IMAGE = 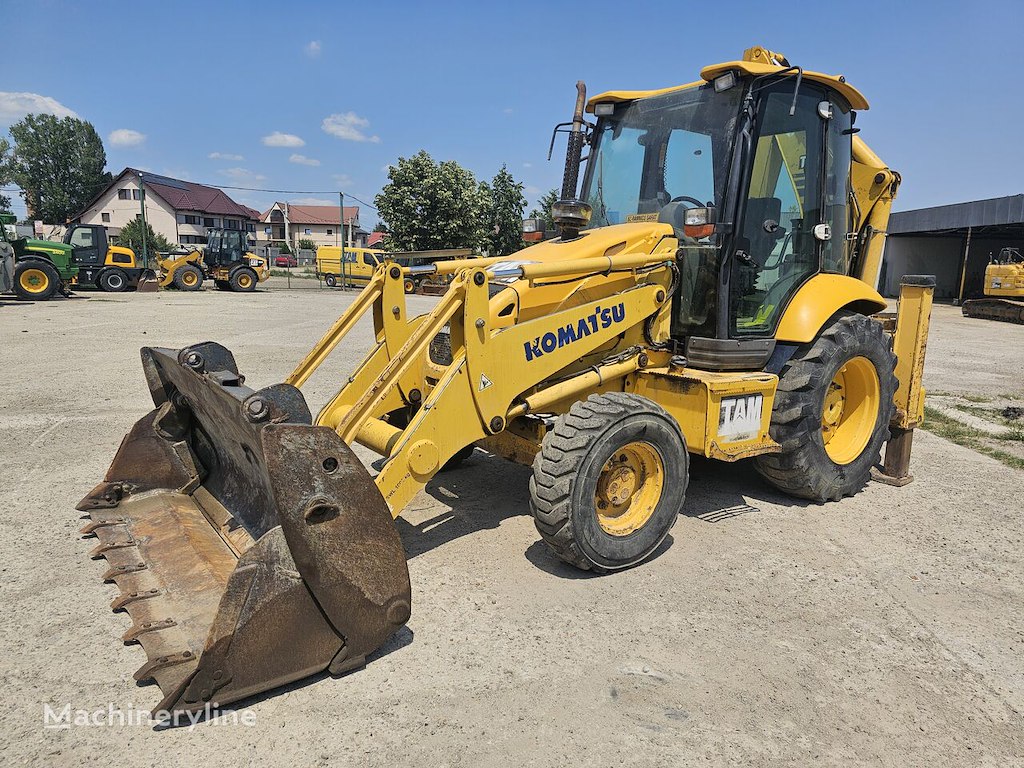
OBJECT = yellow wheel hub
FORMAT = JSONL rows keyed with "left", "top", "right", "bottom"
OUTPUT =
{"left": 182, "top": 271, "right": 198, "bottom": 286}
{"left": 821, "top": 355, "right": 880, "bottom": 465}
{"left": 594, "top": 441, "right": 664, "bottom": 536}
{"left": 19, "top": 268, "right": 50, "bottom": 294}
{"left": 238, "top": 274, "right": 253, "bottom": 288}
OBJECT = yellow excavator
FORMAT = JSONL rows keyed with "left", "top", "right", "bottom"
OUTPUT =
{"left": 961, "top": 247, "right": 1024, "bottom": 323}
{"left": 79, "top": 46, "right": 934, "bottom": 714}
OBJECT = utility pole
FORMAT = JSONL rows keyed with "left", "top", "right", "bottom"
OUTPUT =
{"left": 339, "top": 191, "right": 347, "bottom": 290}
{"left": 137, "top": 171, "right": 149, "bottom": 268}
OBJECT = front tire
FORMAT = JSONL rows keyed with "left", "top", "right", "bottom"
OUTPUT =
{"left": 530, "top": 393, "right": 688, "bottom": 572}
{"left": 99, "top": 268, "right": 128, "bottom": 292}
{"left": 174, "top": 264, "right": 203, "bottom": 291}
{"left": 14, "top": 261, "right": 59, "bottom": 300}
{"left": 214, "top": 279, "right": 231, "bottom": 291}
{"left": 755, "top": 312, "right": 897, "bottom": 502}
{"left": 324, "top": 273, "right": 338, "bottom": 288}
{"left": 229, "top": 268, "right": 257, "bottom": 292}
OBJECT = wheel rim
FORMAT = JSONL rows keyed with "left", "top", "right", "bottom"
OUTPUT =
{"left": 821, "top": 355, "right": 880, "bottom": 465}
{"left": 404, "top": 279, "right": 415, "bottom": 293}
{"left": 182, "top": 271, "right": 198, "bottom": 286}
{"left": 238, "top": 274, "right": 253, "bottom": 288}
{"left": 108, "top": 274, "right": 124, "bottom": 288}
{"left": 19, "top": 268, "right": 49, "bottom": 294}
{"left": 594, "top": 441, "right": 664, "bottom": 536}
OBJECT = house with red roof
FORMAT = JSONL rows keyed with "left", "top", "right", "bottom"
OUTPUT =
{"left": 256, "top": 202, "right": 368, "bottom": 252}
{"left": 76, "top": 168, "right": 260, "bottom": 247}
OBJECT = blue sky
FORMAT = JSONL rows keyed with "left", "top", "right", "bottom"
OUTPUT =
{"left": 3, "top": 0, "right": 1022, "bottom": 225}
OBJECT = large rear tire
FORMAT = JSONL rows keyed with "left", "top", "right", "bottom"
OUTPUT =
{"left": 754, "top": 312, "right": 897, "bottom": 502}
{"left": 530, "top": 392, "right": 688, "bottom": 572}
{"left": 173, "top": 264, "right": 203, "bottom": 291}
{"left": 14, "top": 260, "right": 59, "bottom": 300}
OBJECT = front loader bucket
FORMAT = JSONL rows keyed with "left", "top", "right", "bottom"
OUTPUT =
{"left": 77, "top": 342, "right": 411, "bottom": 713}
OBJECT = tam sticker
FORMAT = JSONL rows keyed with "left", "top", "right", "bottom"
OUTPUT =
{"left": 718, "top": 395, "right": 763, "bottom": 443}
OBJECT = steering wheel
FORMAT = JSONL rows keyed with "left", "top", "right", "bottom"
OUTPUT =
{"left": 669, "top": 195, "right": 706, "bottom": 208}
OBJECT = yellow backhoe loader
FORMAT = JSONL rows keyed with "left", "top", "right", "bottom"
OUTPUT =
{"left": 961, "top": 247, "right": 1024, "bottom": 322}
{"left": 79, "top": 46, "right": 934, "bottom": 714}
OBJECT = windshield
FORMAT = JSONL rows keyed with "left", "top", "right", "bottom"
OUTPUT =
{"left": 581, "top": 84, "right": 743, "bottom": 226}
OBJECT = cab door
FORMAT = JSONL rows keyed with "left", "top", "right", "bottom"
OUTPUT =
{"left": 728, "top": 83, "right": 852, "bottom": 337}
{"left": 67, "top": 225, "right": 101, "bottom": 266}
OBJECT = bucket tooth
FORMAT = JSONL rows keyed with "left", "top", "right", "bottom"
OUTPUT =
{"left": 80, "top": 516, "right": 127, "bottom": 536}
{"left": 89, "top": 538, "right": 136, "bottom": 559}
{"left": 101, "top": 561, "right": 147, "bottom": 582}
{"left": 122, "top": 617, "right": 177, "bottom": 643}
{"left": 77, "top": 481, "right": 129, "bottom": 511}
{"left": 134, "top": 651, "right": 197, "bottom": 683}
{"left": 111, "top": 588, "right": 161, "bottom": 612}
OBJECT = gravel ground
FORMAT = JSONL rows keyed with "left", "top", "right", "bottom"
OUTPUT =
{"left": 1, "top": 287, "right": 1022, "bottom": 766}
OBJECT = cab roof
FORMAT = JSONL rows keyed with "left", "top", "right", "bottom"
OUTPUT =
{"left": 587, "top": 46, "right": 869, "bottom": 113}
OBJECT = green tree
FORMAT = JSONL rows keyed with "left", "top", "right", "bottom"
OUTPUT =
{"left": 116, "top": 218, "right": 172, "bottom": 258}
{"left": 528, "top": 188, "right": 559, "bottom": 231}
{"left": 375, "top": 150, "right": 489, "bottom": 252}
{"left": 0, "top": 138, "right": 12, "bottom": 213}
{"left": 7, "top": 114, "right": 111, "bottom": 222}
{"left": 297, "top": 238, "right": 316, "bottom": 251}
{"left": 485, "top": 165, "right": 527, "bottom": 256}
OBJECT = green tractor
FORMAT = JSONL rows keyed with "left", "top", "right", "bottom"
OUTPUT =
{"left": 0, "top": 214, "right": 77, "bottom": 300}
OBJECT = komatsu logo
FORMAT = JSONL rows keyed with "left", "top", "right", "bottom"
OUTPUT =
{"left": 523, "top": 302, "right": 626, "bottom": 361}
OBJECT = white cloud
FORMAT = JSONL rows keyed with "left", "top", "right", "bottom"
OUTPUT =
{"left": 305, "top": 40, "right": 322, "bottom": 58}
{"left": 209, "top": 151, "right": 244, "bottom": 161}
{"left": 161, "top": 168, "right": 193, "bottom": 181}
{"left": 108, "top": 128, "right": 145, "bottom": 147}
{"left": 219, "top": 167, "right": 267, "bottom": 184}
{"left": 0, "top": 92, "right": 78, "bottom": 124}
{"left": 262, "top": 131, "right": 305, "bottom": 148}
{"left": 321, "top": 112, "right": 380, "bottom": 143}
{"left": 332, "top": 173, "right": 353, "bottom": 188}
{"left": 289, "top": 153, "right": 321, "bottom": 167}
{"left": 523, "top": 162, "right": 532, "bottom": 168}
{"left": 290, "top": 197, "right": 335, "bottom": 206}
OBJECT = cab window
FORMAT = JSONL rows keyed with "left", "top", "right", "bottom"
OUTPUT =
{"left": 70, "top": 228, "right": 94, "bottom": 248}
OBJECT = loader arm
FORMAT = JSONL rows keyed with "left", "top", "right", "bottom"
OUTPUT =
{"left": 290, "top": 253, "right": 675, "bottom": 516}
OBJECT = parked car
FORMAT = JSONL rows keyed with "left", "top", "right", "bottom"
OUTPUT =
{"left": 274, "top": 255, "right": 298, "bottom": 268}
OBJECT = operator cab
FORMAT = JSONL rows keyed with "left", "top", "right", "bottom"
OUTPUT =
{"left": 205, "top": 229, "right": 252, "bottom": 267}
{"left": 580, "top": 62, "right": 861, "bottom": 368}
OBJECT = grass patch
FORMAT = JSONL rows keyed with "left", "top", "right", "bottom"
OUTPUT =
{"left": 960, "top": 393, "right": 994, "bottom": 403}
{"left": 269, "top": 269, "right": 318, "bottom": 279}
{"left": 923, "top": 405, "right": 1024, "bottom": 470}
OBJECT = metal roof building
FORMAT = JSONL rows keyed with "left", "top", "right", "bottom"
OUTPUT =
{"left": 880, "top": 195, "right": 1024, "bottom": 300}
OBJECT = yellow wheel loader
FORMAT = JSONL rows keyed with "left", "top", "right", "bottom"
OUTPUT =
{"left": 156, "top": 229, "right": 269, "bottom": 292}
{"left": 961, "top": 247, "right": 1024, "bottom": 322}
{"left": 79, "top": 46, "right": 934, "bottom": 714}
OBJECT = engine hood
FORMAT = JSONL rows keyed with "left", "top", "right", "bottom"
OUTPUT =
{"left": 512, "top": 222, "right": 674, "bottom": 267}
